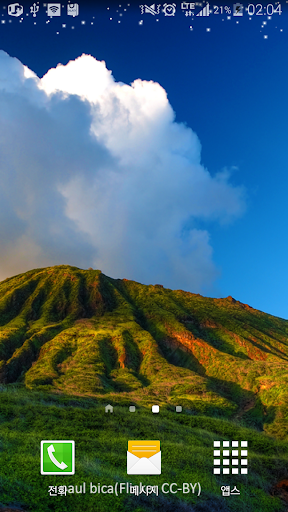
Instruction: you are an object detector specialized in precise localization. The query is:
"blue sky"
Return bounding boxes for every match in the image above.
[0,1,288,318]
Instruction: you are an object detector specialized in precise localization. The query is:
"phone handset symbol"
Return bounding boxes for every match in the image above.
[47,444,68,470]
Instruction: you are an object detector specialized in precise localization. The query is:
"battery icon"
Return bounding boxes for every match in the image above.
[233,3,243,15]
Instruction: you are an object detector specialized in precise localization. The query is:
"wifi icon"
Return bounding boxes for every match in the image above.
[47,3,61,16]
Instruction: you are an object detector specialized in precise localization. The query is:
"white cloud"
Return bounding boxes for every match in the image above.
[0,50,245,292]
[40,54,114,102]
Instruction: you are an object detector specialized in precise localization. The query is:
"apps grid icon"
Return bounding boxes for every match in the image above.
[213,440,248,475]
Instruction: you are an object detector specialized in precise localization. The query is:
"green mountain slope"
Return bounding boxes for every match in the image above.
[0,387,287,512]
[0,265,287,439]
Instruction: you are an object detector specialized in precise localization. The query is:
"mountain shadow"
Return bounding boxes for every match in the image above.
[0,264,287,439]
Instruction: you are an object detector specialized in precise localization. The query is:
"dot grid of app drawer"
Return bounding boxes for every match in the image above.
[213,440,248,474]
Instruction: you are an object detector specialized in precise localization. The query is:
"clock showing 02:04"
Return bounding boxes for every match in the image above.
[247,3,282,15]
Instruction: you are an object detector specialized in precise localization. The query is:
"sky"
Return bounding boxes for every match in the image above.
[0,0,288,318]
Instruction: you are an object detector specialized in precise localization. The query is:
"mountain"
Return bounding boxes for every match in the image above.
[0,264,287,439]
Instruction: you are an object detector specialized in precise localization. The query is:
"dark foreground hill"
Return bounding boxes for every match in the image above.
[0,264,287,439]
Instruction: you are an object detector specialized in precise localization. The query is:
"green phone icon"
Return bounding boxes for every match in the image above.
[41,440,75,475]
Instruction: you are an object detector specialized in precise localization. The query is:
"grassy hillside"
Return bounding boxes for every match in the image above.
[0,384,287,512]
[0,265,287,439]
[0,265,288,511]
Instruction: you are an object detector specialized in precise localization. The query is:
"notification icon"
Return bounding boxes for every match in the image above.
[67,3,79,16]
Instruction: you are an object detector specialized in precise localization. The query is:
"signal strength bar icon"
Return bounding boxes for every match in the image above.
[196,2,210,16]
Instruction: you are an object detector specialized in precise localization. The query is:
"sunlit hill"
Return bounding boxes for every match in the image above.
[0,265,287,440]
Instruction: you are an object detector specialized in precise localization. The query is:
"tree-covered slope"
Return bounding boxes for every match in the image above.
[0,265,287,438]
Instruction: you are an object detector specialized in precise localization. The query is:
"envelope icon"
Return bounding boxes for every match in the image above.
[127,440,161,474]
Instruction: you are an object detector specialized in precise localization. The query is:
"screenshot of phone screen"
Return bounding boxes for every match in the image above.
[0,1,287,511]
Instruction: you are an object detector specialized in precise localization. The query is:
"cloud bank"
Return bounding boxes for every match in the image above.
[0,50,245,292]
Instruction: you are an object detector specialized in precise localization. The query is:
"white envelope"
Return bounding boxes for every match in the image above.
[127,441,161,475]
